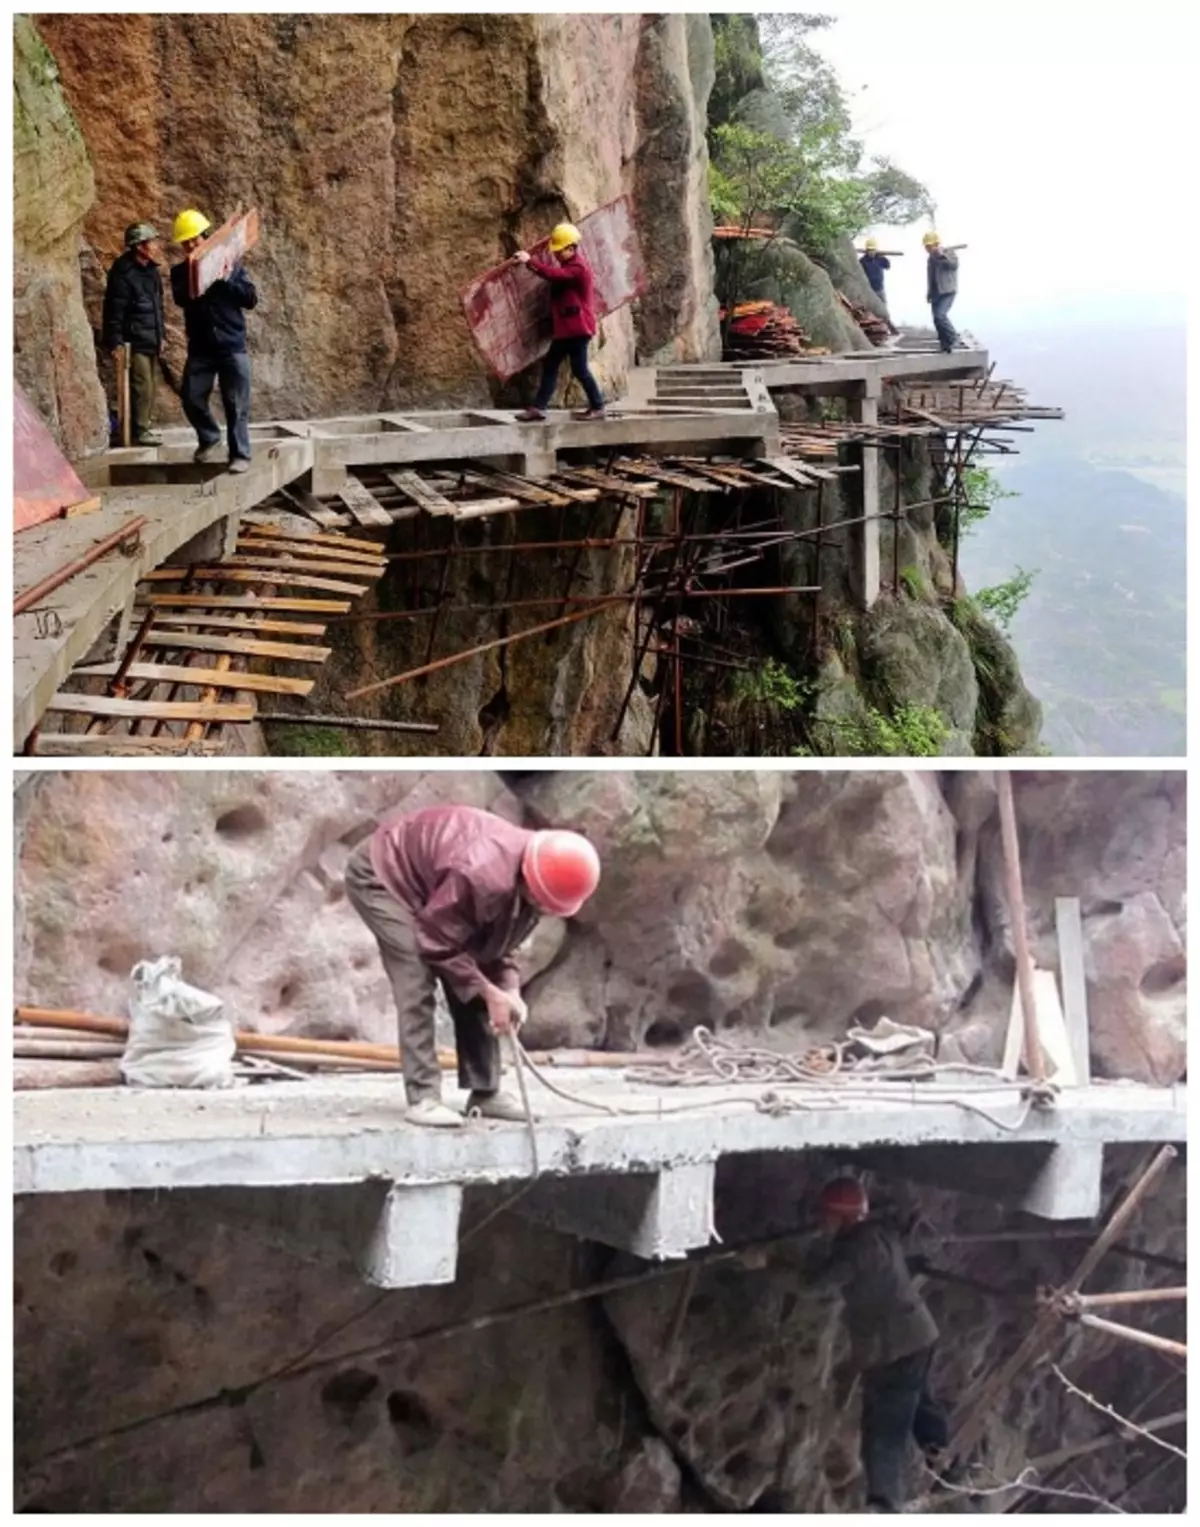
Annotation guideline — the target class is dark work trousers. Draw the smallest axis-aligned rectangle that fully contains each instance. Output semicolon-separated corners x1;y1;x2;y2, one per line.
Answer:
860;1345;945;1511
343;842;500;1104
181;350;253;461
929;293;959;353
129;351;158;440
533;335;604;411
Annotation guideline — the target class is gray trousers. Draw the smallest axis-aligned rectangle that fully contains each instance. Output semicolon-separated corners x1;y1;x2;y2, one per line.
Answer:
344;842;500;1104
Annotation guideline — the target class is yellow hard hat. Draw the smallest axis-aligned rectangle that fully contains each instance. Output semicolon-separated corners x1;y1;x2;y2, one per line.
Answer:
547;222;582;253
922;231;940;247
173;209;212;243
864;237;878;251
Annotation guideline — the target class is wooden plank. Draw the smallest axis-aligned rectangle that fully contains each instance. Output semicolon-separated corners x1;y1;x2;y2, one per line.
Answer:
762;456;819;489
613;458;721;493
451;496;526;521
46;692;256;724
138;567;374;597
476;466;603;506
142;630;332;663
245;522;383;555
388;470;460;516
28;734;228;756
188;207;259;299
279;485;344;529
1002;967;1076;1085
236;536;384;569
63;495;103;518
146;613;328;637
70;662;316;697
337;479;393;528
556;466;660;499
1055;897;1092;1084
213;554;380;579
460;468;573;507
145;593;352;614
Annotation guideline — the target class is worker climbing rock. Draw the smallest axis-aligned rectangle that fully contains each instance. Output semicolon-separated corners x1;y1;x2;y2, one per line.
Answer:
102;222;166;445
923;232;961;354
514;222;606;422
858;238;901;337
814;1177;951;1512
168;208;258;472
344;805;601;1129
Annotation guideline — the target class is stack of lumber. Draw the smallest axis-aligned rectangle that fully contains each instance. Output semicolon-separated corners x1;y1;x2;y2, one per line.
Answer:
12;1006;657;1089
837;291;891;346
721;301;811;360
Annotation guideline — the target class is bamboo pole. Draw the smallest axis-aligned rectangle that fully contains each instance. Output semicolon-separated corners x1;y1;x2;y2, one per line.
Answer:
1077;1314;1187;1360
1073;1287;1186;1311
13;1006;656;1071
946;1144;1177;1459
996;772;1045;1081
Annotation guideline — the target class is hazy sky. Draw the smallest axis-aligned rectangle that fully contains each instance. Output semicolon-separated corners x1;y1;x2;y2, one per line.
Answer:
802;2;1190;329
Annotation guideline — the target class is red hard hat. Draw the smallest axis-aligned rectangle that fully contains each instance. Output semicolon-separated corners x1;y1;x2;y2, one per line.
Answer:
523;830;601;917
819;1178;868;1220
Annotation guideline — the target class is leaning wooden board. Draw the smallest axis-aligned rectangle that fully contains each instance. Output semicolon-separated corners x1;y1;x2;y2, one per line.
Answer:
71;662;315;697
336;479;393;527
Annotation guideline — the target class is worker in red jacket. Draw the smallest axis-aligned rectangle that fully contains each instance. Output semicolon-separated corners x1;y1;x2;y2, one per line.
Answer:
344;805;601;1129
514;222;606;422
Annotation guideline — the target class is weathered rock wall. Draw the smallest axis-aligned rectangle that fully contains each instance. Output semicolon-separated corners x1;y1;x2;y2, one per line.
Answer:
28;12;720;454
16;769;1186;1084
13;16;108;453
14;1148;1186;1512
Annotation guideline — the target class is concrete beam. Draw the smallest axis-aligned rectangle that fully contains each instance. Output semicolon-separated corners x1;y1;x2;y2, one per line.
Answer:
849;388;881;608
206;1180;463;1287
517;1162;716;1260
856;1139;1103;1221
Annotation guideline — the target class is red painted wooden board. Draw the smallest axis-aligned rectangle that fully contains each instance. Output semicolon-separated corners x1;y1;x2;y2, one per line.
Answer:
188;208;260;299
14;384;92;532
461;195;647;381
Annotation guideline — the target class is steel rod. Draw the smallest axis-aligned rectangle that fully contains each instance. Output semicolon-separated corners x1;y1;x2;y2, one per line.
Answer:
258;713;438;734
14;515;147;616
1073;1287;1186;1311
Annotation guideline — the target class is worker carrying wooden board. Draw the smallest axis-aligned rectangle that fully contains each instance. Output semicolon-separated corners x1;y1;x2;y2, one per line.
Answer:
923;231;968;354
344;805;601;1129
168;208;259;472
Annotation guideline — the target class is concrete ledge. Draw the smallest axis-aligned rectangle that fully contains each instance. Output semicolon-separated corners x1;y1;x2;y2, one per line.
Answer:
12;1075;1185;1197
205;1180;463;1287
517;1162;716;1260
859;1139;1105;1222
13;438;313;746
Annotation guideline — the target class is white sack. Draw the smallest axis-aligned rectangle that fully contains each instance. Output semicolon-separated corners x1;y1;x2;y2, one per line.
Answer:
120;955;236;1089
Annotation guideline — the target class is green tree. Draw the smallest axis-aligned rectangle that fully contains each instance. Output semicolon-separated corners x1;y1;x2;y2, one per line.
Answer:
974;567;1038;632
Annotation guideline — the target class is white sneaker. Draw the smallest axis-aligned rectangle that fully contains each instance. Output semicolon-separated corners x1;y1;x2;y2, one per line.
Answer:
406;1097;465;1129
469;1091;530;1122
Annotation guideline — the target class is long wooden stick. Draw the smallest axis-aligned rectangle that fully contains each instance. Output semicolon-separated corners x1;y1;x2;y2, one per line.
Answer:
996;772;1045;1080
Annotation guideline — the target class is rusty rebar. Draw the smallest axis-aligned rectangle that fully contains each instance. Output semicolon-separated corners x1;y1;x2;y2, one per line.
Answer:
13;516;147;616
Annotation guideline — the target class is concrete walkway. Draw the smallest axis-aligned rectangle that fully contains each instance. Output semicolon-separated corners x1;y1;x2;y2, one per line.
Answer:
14;1070;1184;1288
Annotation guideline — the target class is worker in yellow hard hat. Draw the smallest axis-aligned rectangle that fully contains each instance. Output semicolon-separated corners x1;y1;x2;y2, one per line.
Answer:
513;221;606;422
923;231;961;354
858;237;900;339
168;208;258;471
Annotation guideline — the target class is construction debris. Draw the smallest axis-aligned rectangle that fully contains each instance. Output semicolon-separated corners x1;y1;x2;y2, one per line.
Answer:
720;301;813;360
836;290;891;346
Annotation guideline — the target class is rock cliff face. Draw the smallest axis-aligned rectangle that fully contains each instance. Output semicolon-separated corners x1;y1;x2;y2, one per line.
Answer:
16;768;1186;1082
30;12;719;447
13;770;1186;1510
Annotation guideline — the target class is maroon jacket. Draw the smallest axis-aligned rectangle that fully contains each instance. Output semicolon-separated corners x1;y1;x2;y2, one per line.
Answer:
369;805;541;1001
527;252;598;340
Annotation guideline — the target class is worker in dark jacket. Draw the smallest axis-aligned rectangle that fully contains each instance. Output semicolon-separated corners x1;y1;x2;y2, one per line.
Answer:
168;207;258;472
345;805;601;1129
923;232;960;354
816;1178;950;1512
859;238;901;338
102;222;165;445
514;222;606;422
